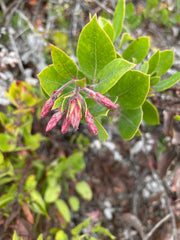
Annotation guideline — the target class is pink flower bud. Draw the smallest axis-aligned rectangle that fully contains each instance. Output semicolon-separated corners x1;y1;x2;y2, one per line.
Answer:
88;122;98;135
46;108;63;132
67;98;82;131
95;92;117;109
61;117;70;134
85;110;98;135
84;110;94;124
40;98;54;118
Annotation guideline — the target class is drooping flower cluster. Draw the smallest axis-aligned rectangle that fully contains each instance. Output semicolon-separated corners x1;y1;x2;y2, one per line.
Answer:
40;81;117;135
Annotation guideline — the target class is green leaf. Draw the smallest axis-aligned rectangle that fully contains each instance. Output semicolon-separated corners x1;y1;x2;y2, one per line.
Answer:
86;97;117;117
150;76;160;86
0;152;4;164
38;65;75;97
77;15;116;80
98;17;115;41
140;61;149;73
174;115;180;121
71;218;91;235
110;70;150;109
148;50;160;74
113;0;125;41
122;37;150;64
0;134;16;152
75;181;93;201
50;44;77;79
118;107;142;140
55;230;68;240
13;231;22;240
37;234;43;240
68;196;80;212
44;179;61;203
95;58;135;94
92;223;115;239
56;199;70;223
94;118;108;141
142;100;159;125
0;193;14;207
30;190;48;217
153;72;180;92
118;32;134;49
146;0;158;12
154;50;174;76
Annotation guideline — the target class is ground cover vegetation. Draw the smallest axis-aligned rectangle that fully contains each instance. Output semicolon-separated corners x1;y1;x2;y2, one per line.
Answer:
0;0;180;239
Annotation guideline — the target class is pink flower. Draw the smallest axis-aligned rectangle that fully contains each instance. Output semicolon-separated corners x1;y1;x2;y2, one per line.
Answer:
67;98;82;131
95;92;117;109
40;98;54;118
85;110;98;135
61;117;71;134
46;108;63;132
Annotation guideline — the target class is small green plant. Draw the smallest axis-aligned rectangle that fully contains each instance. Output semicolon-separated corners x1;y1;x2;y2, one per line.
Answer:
38;0;180;141
0;81;109;239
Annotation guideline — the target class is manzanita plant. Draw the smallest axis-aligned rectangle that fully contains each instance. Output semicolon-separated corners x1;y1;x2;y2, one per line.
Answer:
38;0;180;141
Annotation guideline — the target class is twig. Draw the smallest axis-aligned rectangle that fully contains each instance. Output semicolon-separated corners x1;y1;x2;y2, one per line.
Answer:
16;10;35;33
8;27;25;76
144;214;171;240
151;170;178;240
93;0;114;15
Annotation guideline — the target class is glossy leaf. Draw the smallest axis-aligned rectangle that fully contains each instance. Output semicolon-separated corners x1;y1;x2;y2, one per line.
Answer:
95;58;135;94
142;100;159;125
154;50;174;76
118;107;142;140
77;15;116;79
56;199;70;223
153;72;180;92
110;70;150;109
38;65;75;97
75;181;93;200
122;37;150;64
147;50;159;74
94;118;108;141
174;115;180;121
0;193;14;207
13;232;22;240
113;0;125;41
50;44;78;79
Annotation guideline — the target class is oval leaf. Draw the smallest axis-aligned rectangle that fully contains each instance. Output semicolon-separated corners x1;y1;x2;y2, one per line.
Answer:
56;199;70;223
113;0;125;41
38;65;75;97
75;181;93;201
118;32;134;49
118;107;142;140
95;58;135;94
142;100;159;125
94;118;109;141
153;72;180;92
50;44;78;79
110;70;150;109
77;15;116;80
147;50;159;74
98;17;115;41
154;50;174;76
122;37;150;64
68;196;80;212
